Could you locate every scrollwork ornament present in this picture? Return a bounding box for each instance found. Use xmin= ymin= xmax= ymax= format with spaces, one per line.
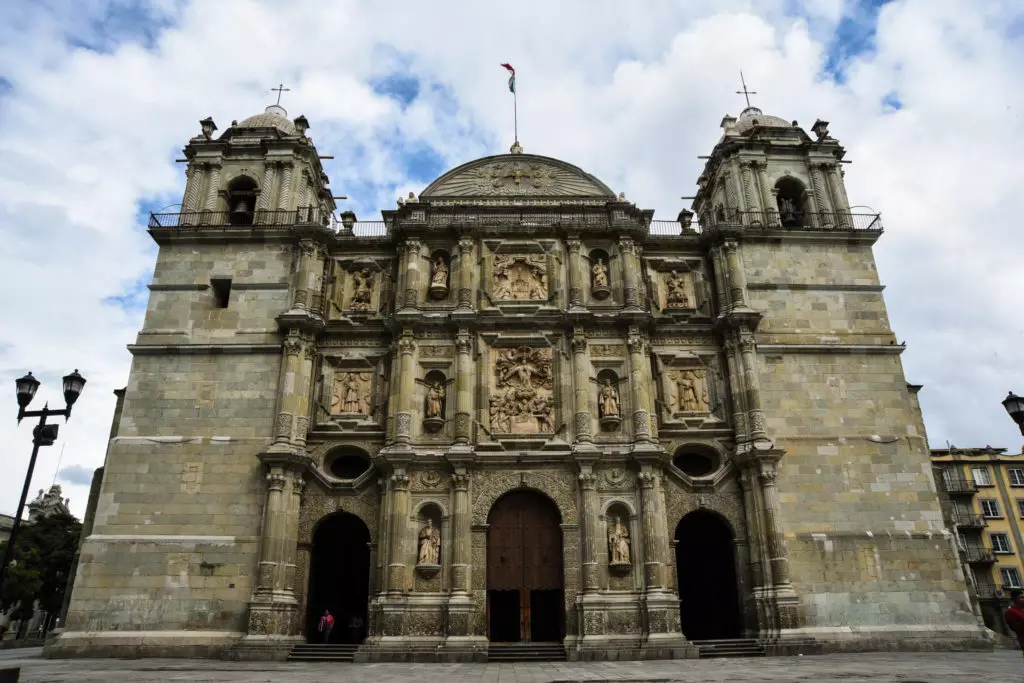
xmin=574 ymin=411 xmax=592 ymax=440
xmin=566 ymin=237 xmax=582 ymax=255
xmin=632 ymin=410 xmax=650 ymax=437
xmin=459 ymin=237 xmax=474 ymax=255
xmin=627 ymin=334 xmax=645 ymax=356
xmin=299 ymin=239 xmax=317 ymax=259
xmin=304 ymin=344 xmax=318 ymax=361
xmin=749 ymin=410 xmax=767 ymax=434
xmin=295 ymin=416 xmax=309 ymax=438
xmin=395 ymin=411 xmax=413 ymax=437
xmin=454 ymin=412 xmax=471 ymax=440
xmin=403 ymin=287 xmax=417 ymax=308
xmin=618 ymin=237 xmax=635 ymax=255
xmin=458 ymin=288 xmax=473 ymax=308
xmin=455 ymin=333 xmax=473 ymax=354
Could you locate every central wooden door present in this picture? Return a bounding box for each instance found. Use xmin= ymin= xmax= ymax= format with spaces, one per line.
xmin=487 ymin=490 xmax=564 ymax=642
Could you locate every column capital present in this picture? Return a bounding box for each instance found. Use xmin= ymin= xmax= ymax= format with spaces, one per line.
xmin=283 ymin=336 xmax=304 ymax=356
xmin=566 ymin=236 xmax=582 ymax=253
xmin=638 ymin=470 xmax=658 ymax=489
xmin=571 ymin=335 xmax=587 ymax=354
xmin=455 ymin=329 xmax=473 ymax=354
xmin=458 ymin=237 xmax=474 ymax=253
xmin=451 ymin=472 xmax=470 ymax=491
xmin=398 ymin=331 xmax=416 ymax=355
xmin=627 ymin=332 xmax=646 ymax=355
xmin=266 ymin=468 xmax=287 ymax=491
xmin=578 ymin=471 xmax=597 ymax=490
xmin=391 ymin=472 xmax=410 ymax=490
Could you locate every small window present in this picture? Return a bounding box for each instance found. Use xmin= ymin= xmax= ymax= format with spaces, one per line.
xmin=992 ymin=533 xmax=1012 ymax=554
xmin=941 ymin=468 xmax=954 ymax=489
xmin=1001 ymin=567 xmax=1022 ymax=588
xmin=957 ymin=532 xmax=968 ymax=551
xmin=1016 ymin=499 xmax=1024 ymax=518
xmin=1009 ymin=469 xmax=1024 ymax=487
xmin=972 ymin=466 xmax=993 ymax=487
xmin=981 ymin=499 xmax=1001 ymax=518
xmin=211 ymin=278 xmax=232 ymax=308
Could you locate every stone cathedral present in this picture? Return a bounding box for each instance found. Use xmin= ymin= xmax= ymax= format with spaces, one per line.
xmin=49 ymin=101 xmax=992 ymax=661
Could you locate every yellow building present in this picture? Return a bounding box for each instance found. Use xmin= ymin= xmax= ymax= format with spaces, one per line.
xmin=932 ymin=445 xmax=1024 ymax=636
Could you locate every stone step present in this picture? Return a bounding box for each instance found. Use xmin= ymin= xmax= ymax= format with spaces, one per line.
xmin=287 ymin=644 xmax=359 ymax=662
xmin=692 ymin=638 xmax=766 ymax=659
xmin=488 ymin=642 xmax=567 ymax=662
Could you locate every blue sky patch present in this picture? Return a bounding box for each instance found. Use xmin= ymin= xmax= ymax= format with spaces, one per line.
xmin=103 ymin=277 xmax=149 ymax=313
xmin=372 ymin=74 xmax=421 ymax=108
xmin=67 ymin=0 xmax=178 ymax=54
xmin=821 ymin=0 xmax=895 ymax=83
xmin=881 ymin=91 xmax=902 ymax=112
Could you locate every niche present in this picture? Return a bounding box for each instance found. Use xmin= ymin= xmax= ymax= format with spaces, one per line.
xmin=774 ymin=177 xmax=806 ymax=227
xmin=415 ymin=502 xmax=443 ymax=577
xmin=421 ymin=369 xmax=448 ymax=433
xmin=589 ymin=249 xmax=611 ymax=299
xmin=227 ymin=175 xmax=259 ymax=225
xmin=428 ymin=250 xmax=450 ymax=300
xmin=596 ymin=369 xmax=622 ymax=431
xmin=605 ymin=502 xmax=633 ymax=575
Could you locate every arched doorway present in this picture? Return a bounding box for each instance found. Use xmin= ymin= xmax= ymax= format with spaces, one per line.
xmin=675 ymin=510 xmax=742 ymax=640
xmin=305 ymin=512 xmax=371 ymax=644
xmin=487 ymin=490 xmax=564 ymax=643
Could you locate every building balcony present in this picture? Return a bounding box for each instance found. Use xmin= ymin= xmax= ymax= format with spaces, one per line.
xmin=975 ymin=585 xmax=1002 ymax=600
xmin=944 ymin=476 xmax=978 ymax=495
xmin=695 ymin=208 xmax=883 ymax=233
xmin=148 ymin=208 xmax=391 ymax=237
xmin=962 ymin=546 xmax=996 ymax=564
xmin=954 ymin=513 xmax=987 ymax=529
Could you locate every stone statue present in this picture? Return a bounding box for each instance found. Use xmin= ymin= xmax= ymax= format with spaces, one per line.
xmin=425 ymin=381 xmax=445 ymax=419
xmin=490 ymin=347 xmax=554 ymax=434
xmin=417 ymin=519 xmax=440 ymax=565
xmin=675 ymin=370 xmax=709 ymax=413
xmin=666 ymin=271 xmax=689 ymax=307
xmin=430 ymin=256 xmax=449 ymax=288
xmin=608 ymin=517 xmax=631 ymax=564
xmin=599 ymin=379 xmax=619 ymax=418
xmin=592 ymin=258 xmax=609 ymax=289
xmin=778 ymin=195 xmax=798 ymax=225
xmin=342 ymin=374 xmax=364 ymax=413
xmin=350 ymin=269 xmax=374 ymax=310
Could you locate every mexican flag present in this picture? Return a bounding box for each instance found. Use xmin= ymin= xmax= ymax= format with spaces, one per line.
xmin=500 ymin=63 xmax=515 ymax=94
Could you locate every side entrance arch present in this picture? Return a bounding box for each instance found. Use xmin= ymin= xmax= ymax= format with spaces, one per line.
xmin=487 ymin=490 xmax=564 ymax=642
xmin=675 ymin=510 xmax=742 ymax=640
xmin=305 ymin=511 xmax=371 ymax=644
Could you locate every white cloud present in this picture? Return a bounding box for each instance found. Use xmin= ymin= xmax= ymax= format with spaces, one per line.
xmin=1 ymin=0 xmax=1023 ymax=519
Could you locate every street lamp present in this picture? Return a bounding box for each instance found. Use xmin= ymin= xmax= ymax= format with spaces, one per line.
xmin=1 ymin=370 xmax=86 ymax=594
xmin=1005 ymin=391 xmax=1024 ymax=436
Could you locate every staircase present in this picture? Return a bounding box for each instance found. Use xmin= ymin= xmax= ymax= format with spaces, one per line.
xmin=691 ymin=638 xmax=766 ymax=658
xmin=488 ymin=642 xmax=567 ymax=662
xmin=287 ymin=643 xmax=359 ymax=662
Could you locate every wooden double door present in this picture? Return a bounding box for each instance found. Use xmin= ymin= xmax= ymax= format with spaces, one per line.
xmin=486 ymin=490 xmax=564 ymax=642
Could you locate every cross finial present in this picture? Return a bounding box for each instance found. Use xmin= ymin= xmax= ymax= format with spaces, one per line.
xmin=736 ymin=71 xmax=757 ymax=108
xmin=271 ymin=83 xmax=291 ymax=106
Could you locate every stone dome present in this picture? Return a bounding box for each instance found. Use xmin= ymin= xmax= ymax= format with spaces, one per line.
xmin=733 ymin=106 xmax=793 ymax=135
xmin=235 ymin=104 xmax=296 ymax=135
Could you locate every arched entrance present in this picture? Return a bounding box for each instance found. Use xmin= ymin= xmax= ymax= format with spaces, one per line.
xmin=675 ymin=510 xmax=742 ymax=640
xmin=487 ymin=490 xmax=564 ymax=642
xmin=305 ymin=512 xmax=371 ymax=644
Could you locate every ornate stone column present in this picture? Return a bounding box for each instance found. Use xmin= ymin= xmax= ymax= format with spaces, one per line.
xmin=277 ymin=163 xmax=294 ymax=210
xmin=256 ymin=467 xmax=288 ymax=592
xmin=722 ymin=337 xmax=749 ymax=442
xmin=738 ymin=333 xmax=768 ymax=442
xmin=618 ymin=237 xmax=641 ymax=310
xmin=709 ymin=245 xmax=731 ymax=314
xmin=739 ymin=162 xmax=758 ymax=222
xmin=454 ymin=329 xmax=473 ymax=445
xmin=456 ymin=237 xmax=475 ymax=311
xmin=758 ymin=461 xmax=791 ymax=588
xmin=627 ymin=328 xmax=652 ymax=442
xmin=738 ymin=465 xmax=771 ymax=633
xmin=258 ymin=164 xmax=277 ymax=212
xmin=272 ymin=332 xmax=308 ymax=449
xmin=578 ymin=467 xmax=599 ymax=592
xmin=292 ymin=239 xmax=318 ymax=311
xmin=638 ymin=469 xmax=666 ymax=590
xmin=753 ymin=161 xmax=777 ymax=225
xmin=570 ymin=328 xmax=593 ymax=444
xmin=450 ymin=471 xmax=471 ymax=594
xmin=809 ymin=164 xmax=833 ymax=227
xmin=394 ymin=330 xmax=416 ymax=445
xmin=295 ymin=345 xmax=317 ymax=447
xmin=723 ymin=168 xmax=743 ymax=215
xmin=182 ymin=164 xmax=203 ymax=213
xmin=401 ymin=238 xmax=422 ymax=312
xmin=386 ymin=470 xmax=411 ymax=592
xmin=202 ymin=163 xmax=221 ymax=212
xmin=282 ymin=473 xmax=304 ymax=595
xmin=825 ymin=164 xmax=852 ymax=228
xmin=566 ymin=237 xmax=585 ymax=310
xmin=723 ymin=241 xmax=748 ymax=309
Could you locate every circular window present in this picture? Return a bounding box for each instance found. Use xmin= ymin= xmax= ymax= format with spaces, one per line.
xmin=328 ymin=452 xmax=371 ymax=480
xmin=673 ymin=451 xmax=718 ymax=478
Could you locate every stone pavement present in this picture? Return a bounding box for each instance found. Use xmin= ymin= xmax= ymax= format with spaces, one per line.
xmin=2 ymin=649 xmax=1023 ymax=682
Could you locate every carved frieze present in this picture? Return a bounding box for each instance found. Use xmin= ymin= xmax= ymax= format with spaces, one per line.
xmin=492 ymin=254 xmax=548 ymax=301
xmin=488 ymin=346 xmax=554 ymax=434
xmin=590 ymin=343 xmax=625 ymax=357
xmin=419 ymin=345 xmax=455 ymax=359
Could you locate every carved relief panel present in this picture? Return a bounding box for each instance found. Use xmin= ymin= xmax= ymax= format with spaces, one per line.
xmin=492 ymin=254 xmax=548 ymax=301
xmin=487 ymin=346 xmax=555 ymax=434
xmin=330 ymin=371 xmax=374 ymax=416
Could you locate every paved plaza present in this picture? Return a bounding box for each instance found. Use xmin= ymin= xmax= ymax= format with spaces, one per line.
xmin=1 ymin=649 xmax=1023 ymax=683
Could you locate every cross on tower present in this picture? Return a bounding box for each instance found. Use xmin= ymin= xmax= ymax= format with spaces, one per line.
xmin=736 ymin=71 xmax=757 ymax=108
xmin=271 ymin=83 xmax=291 ymax=106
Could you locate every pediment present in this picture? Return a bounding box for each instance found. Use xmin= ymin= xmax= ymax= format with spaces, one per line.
xmin=420 ymin=153 xmax=616 ymax=199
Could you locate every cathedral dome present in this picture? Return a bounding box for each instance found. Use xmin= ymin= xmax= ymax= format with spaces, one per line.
xmin=733 ymin=106 xmax=793 ymax=135
xmin=235 ymin=104 xmax=296 ymax=135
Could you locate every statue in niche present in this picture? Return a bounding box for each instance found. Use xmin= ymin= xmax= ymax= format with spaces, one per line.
xmin=598 ymin=379 xmax=619 ymax=418
xmin=778 ymin=195 xmax=799 ymax=226
xmin=417 ymin=519 xmax=440 ymax=565
xmin=331 ymin=372 xmax=372 ymax=416
xmin=608 ymin=516 xmax=631 ymax=565
xmin=425 ymin=381 xmax=446 ymax=419
xmin=592 ymin=258 xmax=609 ymax=288
xmin=665 ymin=271 xmax=690 ymax=308
xmin=430 ymin=256 xmax=449 ymax=287
xmin=489 ymin=346 xmax=554 ymax=434
xmin=492 ymin=254 xmax=547 ymax=301
xmin=673 ymin=369 xmax=709 ymax=413
xmin=350 ymin=269 xmax=374 ymax=310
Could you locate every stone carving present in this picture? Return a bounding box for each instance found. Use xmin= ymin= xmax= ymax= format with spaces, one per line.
xmin=429 ymin=255 xmax=449 ymax=299
xmin=591 ymin=257 xmax=611 ymax=299
xmin=417 ymin=519 xmax=441 ymax=565
xmin=419 ymin=345 xmax=454 ymax=358
xmin=349 ymin=269 xmax=374 ymax=311
xmin=608 ymin=517 xmax=631 ymax=567
xmin=331 ymin=372 xmax=372 ymax=415
xmin=421 ymin=156 xmax=614 ymax=198
xmin=470 ymin=469 xmax=578 ymax=524
xmin=425 ymin=381 xmax=446 ymax=419
xmin=590 ymin=344 xmax=625 ymax=357
xmin=671 ymin=368 xmax=709 ymax=413
xmin=488 ymin=346 xmax=554 ymax=434
xmin=598 ymin=378 xmax=621 ymax=431
xmin=665 ymin=271 xmax=690 ymax=308
xmin=492 ymin=254 xmax=547 ymax=301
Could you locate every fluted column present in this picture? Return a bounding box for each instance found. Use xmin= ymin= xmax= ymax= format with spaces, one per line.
xmin=571 ymin=328 xmax=593 ymax=443
xmin=627 ymin=328 xmax=652 ymax=442
xmin=454 ymin=329 xmax=473 ymax=444
xmin=394 ymin=330 xmax=416 ymax=444
xmin=277 ymin=163 xmax=294 ymax=210
xmin=273 ymin=332 xmax=308 ymax=448
xmin=402 ymin=238 xmax=422 ymax=312
xmin=758 ymin=460 xmax=791 ymax=587
xmin=709 ymin=245 xmax=731 ymax=314
xmin=738 ymin=333 xmax=768 ymax=441
xmin=723 ymin=241 xmax=748 ymax=308
xmin=619 ymin=236 xmax=641 ymax=310
xmin=825 ymin=164 xmax=852 ymax=228
xmin=638 ymin=469 xmax=666 ymax=589
xmin=457 ymin=237 xmax=475 ymax=311
xmin=723 ymin=337 xmax=749 ymax=441
xmin=566 ymin=237 xmax=585 ymax=309
xmin=282 ymin=472 xmax=304 ymax=594
xmin=739 ymin=162 xmax=758 ymax=221
xmin=293 ymin=239 xmax=317 ymax=311
xmin=753 ymin=161 xmax=777 ymax=225
xmin=450 ymin=471 xmax=471 ymax=594
xmin=809 ymin=164 xmax=833 ymax=227
xmin=386 ymin=470 xmax=411 ymax=592
xmin=182 ymin=164 xmax=203 ymax=212
xmin=295 ymin=345 xmax=316 ymax=446
xmin=738 ymin=467 xmax=767 ymax=591
xmin=202 ymin=163 xmax=221 ymax=212
xmin=256 ymin=467 xmax=288 ymax=591
xmin=578 ymin=467 xmax=600 ymax=592
xmin=258 ymin=164 xmax=277 ymax=212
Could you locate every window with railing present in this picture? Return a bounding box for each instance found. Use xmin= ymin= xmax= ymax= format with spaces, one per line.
xmin=981 ymin=499 xmax=1001 ymax=518
xmin=992 ymin=533 xmax=1012 ymax=554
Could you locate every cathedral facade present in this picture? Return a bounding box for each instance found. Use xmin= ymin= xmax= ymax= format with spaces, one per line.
xmin=48 ymin=102 xmax=991 ymax=660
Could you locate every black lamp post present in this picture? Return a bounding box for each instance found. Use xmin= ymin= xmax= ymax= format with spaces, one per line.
xmin=1004 ymin=391 xmax=1024 ymax=437
xmin=0 ymin=370 xmax=86 ymax=595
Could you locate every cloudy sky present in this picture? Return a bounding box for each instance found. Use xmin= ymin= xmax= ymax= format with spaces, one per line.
xmin=1 ymin=0 xmax=1023 ymax=519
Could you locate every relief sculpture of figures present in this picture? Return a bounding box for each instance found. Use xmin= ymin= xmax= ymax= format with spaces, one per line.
xmin=599 ymin=379 xmax=619 ymax=418
xmin=489 ymin=346 xmax=554 ymax=434
xmin=492 ymin=254 xmax=547 ymax=301
xmin=417 ymin=519 xmax=440 ymax=565
xmin=331 ymin=372 xmax=372 ymax=416
xmin=350 ymin=269 xmax=374 ymax=310
xmin=608 ymin=517 xmax=631 ymax=565
xmin=665 ymin=271 xmax=690 ymax=308
xmin=425 ymin=381 xmax=446 ymax=419
xmin=673 ymin=369 xmax=709 ymax=413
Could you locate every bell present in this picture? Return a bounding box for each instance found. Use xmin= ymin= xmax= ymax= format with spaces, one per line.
xmin=230 ymin=199 xmax=251 ymax=225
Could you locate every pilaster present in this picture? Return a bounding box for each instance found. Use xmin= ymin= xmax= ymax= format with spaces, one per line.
xmin=567 ymin=237 xmax=586 ymax=310
xmin=618 ymin=236 xmax=642 ymax=311
xmin=456 ymin=238 xmax=475 ymax=311
xmin=394 ymin=330 xmax=416 ymax=445
xmin=386 ymin=469 xmax=411 ymax=593
xmin=454 ymin=329 xmax=473 ymax=444
xmin=627 ymin=328 xmax=652 ymax=442
xmin=577 ymin=466 xmax=599 ymax=592
xmin=571 ymin=328 xmax=593 ymax=443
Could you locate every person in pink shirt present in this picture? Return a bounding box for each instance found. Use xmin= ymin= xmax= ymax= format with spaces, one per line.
xmin=318 ymin=609 xmax=334 ymax=643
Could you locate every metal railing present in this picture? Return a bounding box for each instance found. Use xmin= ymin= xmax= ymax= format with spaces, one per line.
xmin=953 ymin=512 xmax=986 ymax=528
xmin=696 ymin=208 xmax=883 ymax=233
xmin=649 ymin=219 xmax=702 ymax=236
xmin=944 ymin=476 xmax=978 ymax=495
xmin=962 ymin=546 xmax=996 ymax=564
xmin=149 ymin=208 xmax=391 ymax=237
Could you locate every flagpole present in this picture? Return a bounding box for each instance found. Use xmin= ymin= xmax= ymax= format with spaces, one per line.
xmin=513 ymin=84 xmax=518 ymax=144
